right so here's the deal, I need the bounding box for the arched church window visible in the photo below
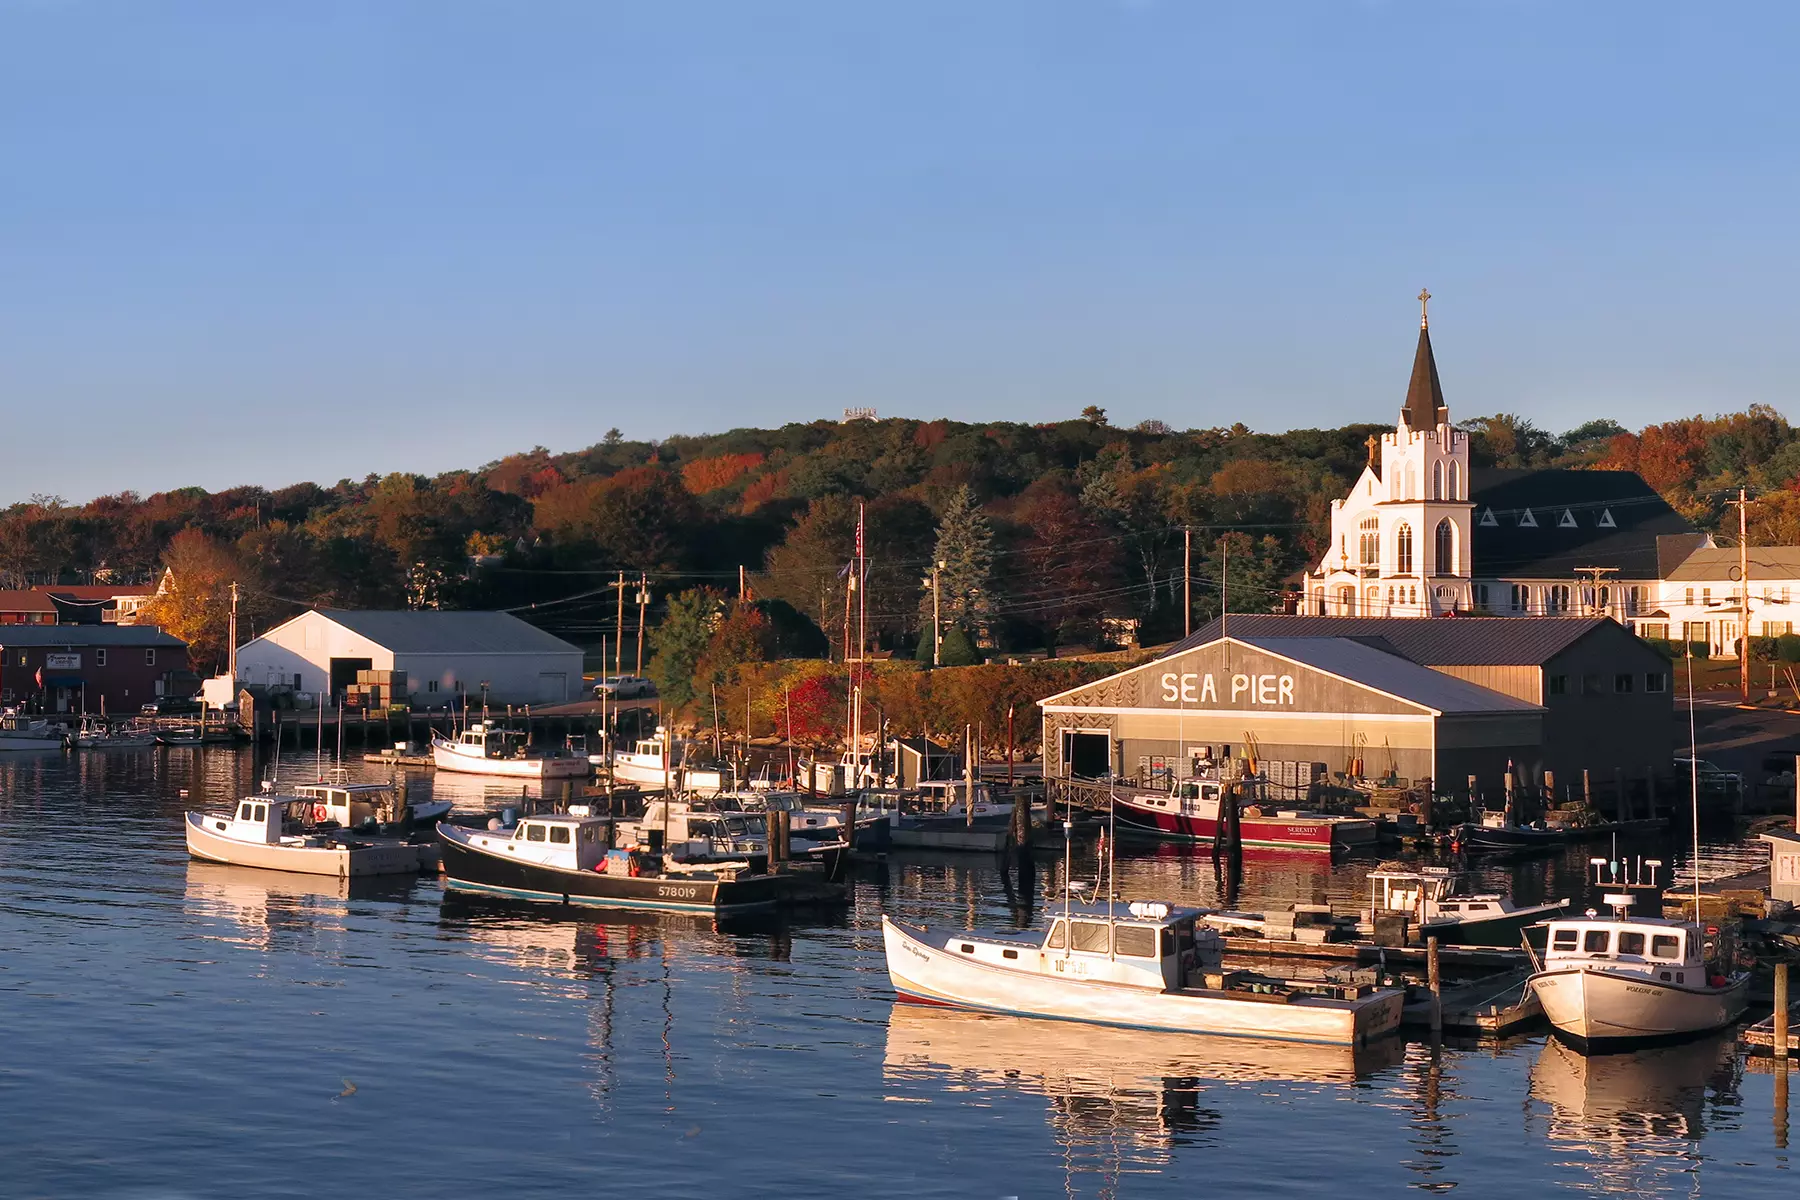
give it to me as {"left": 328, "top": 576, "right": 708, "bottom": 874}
{"left": 1358, "top": 517, "right": 1379, "bottom": 567}
{"left": 1404, "top": 463, "right": 1417, "bottom": 500}
{"left": 1448, "top": 460, "right": 1461, "bottom": 500}
{"left": 1434, "top": 519, "right": 1454, "bottom": 575}
{"left": 1338, "top": 585, "right": 1355, "bottom": 614}
{"left": 1395, "top": 524, "right": 1414, "bottom": 575}
{"left": 1432, "top": 462, "right": 1444, "bottom": 500}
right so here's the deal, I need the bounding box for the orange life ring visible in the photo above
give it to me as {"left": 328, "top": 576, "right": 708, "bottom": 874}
{"left": 312, "top": 804, "right": 329, "bottom": 823}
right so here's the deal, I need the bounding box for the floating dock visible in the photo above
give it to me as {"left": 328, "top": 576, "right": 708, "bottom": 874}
{"left": 1401, "top": 969, "right": 1542, "bottom": 1036}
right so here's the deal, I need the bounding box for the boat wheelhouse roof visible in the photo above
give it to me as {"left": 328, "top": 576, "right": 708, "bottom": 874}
{"left": 514, "top": 812, "right": 609, "bottom": 826}
{"left": 1054, "top": 899, "right": 1208, "bottom": 929}
{"left": 293, "top": 782, "right": 393, "bottom": 796}
{"left": 1547, "top": 911, "right": 1690, "bottom": 930}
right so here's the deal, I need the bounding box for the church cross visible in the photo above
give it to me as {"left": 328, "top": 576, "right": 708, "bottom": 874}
{"left": 1366, "top": 433, "right": 1380, "bottom": 467}
{"left": 1418, "top": 288, "right": 1431, "bottom": 329}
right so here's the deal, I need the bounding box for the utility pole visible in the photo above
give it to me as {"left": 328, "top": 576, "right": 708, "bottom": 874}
{"left": 1573, "top": 566, "right": 1618, "bottom": 619}
{"left": 634, "top": 573, "right": 650, "bottom": 676}
{"left": 227, "top": 581, "right": 239, "bottom": 686}
{"left": 738, "top": 564, "right": 746, "bottom": 602}
{"left": 1729, "top": 488, "right": 1753, "bottom": 703}
{"left": 1183, "top": 527, "right": 1192, "bottom": 639}
{"left": 932, "top": 559, "right": 944, "bottom": 666}
{"left": 610, "top": 570, "right": 627, "bottom": 678}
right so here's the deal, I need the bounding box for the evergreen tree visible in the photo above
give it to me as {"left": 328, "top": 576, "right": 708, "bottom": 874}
{"left": 921, "top": 485, "right": 996, "bottom": 642}
{"left": 938, "top": 626, "right": 981, "bottom": 667}
{"left": 647, "top": 588, "right": 721, "bottom": 709}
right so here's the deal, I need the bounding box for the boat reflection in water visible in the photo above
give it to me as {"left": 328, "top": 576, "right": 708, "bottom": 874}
{"left": 1529, "top": 1032, "right": 1742, "bottom": 1191}
{"left": 883, "top": 1006, "right": 1404, "bottom": 1174}
{"left": 183, "top": 860, "right": 420, "bottom": 952}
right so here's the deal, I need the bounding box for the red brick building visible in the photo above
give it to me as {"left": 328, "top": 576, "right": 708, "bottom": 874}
{"left": 0, "top": 626, "right": 191, "bottom": 714}
{"left": 0, "top": 585, "right": 158, "bottom": 627}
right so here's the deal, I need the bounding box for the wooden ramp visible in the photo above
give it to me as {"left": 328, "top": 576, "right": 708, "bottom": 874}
{"left": 1742, "top": 1004, "right": 1800, "bottom": 1056}
{"left": 1401, "top": 968, "right": 1542, "bottom": 1036}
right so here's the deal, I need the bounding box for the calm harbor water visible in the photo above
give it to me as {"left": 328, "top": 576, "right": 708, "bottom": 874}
{"left": 2, "top": 749, "right": 1793, "bottom": 1198}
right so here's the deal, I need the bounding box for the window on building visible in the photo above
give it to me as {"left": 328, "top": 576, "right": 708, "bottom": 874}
{"left": 1646, "top": 671, "right": 1668, "bottom": 693}
{"left": 1548, "top": 674, "right": 1568, "bottom": 696}
{"left": 1510, "top": 584, "right": 1528, "bottom": 613}
{"left": 1685, "top": 588, "right": 1694, "bottom": 606}
{"left": 1474, "top": 583, "right": 1490, "bottom": 609}
{"left": 1434, "top": 519, "right": 1454, "bottom": 576}
{"left": 1338, "top": 585, "right": 1354, "bottom": 613}
{"left": 1640, "top": 623, "right": 1669, "bottom": 640}
{"left": 1404, "top": 462, "right": 1417, "bottom": 499}
{"left": 1448, "top": 460, "right": 1461, "bottom": 500}
{"left": 1432, "top": 461, "right": 1444, "bottom": 500}
{"left": 1765, "top": 621, "right": 1793, "bottom": 637}
{"left": 145, "top": 648, "right": 156, "bottom": 667}
{"left": 1614, "top": 673, "right": 1634, "bottom": 693}
{"left": 1703, "top": 587, "right": 1712, "bottom": 605}
{"left": 1358, "top": 517, "right": 1379, "bottom": 567}
{"left": 1395, "top": 524, "right": 1413, "bottom": 574}
{"left": 1582, "top": 673, "right": 1603, "bottom": 694}
{"left": 427, "top": 680, "right": 440, "bottom": 693}
{"left": 1548, "top": 584, "right": 1571, "bottom": 613}
{"left": 95, "top": 648, "right": 107, "bottom": 667}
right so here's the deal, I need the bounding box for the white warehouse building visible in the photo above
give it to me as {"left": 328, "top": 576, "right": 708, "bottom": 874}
{"left": 235, "top": 609, "right": 585, "bottom": 706}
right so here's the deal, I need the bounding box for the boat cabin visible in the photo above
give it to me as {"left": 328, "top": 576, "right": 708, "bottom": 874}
{"left": 292, "top": 782, "right": 398, "bottom": 828}
{"left": 948, "top": 902, "right": 1224, "bottom": 992}
{"left": 209, "top": 796, "right": 306, "bottom": 846}
{"left": 1368, "top": 866, "right": 1508, "bottom": 921}
{"left": 488, "top": 813, "right": 612, "bottom": 871}
{"left": 1132, "top": 778, "right": 1228, "bottom": 819}
{"left": 451, "top": 723, "right": 538, "bottom": 761}
{"left": 1542, "top": 906, "right": 1712, "bottom": 985}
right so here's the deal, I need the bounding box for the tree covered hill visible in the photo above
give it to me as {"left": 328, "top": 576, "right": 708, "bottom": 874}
{"left": 8, "top": 405, "right": 1799, "bottom": 674}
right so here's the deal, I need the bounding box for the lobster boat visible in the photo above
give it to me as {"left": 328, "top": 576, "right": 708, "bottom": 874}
{"left": 882, "top": 899, "right": 1404, "bottom": 1046}
{"left": 1112, "top": 777, "right": 1376, "bottom": 852}
{"left": 185, "top": 793, "right": 428, "bottom": 877}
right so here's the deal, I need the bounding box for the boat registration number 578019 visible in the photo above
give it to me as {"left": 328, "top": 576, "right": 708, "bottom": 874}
{"left": 657, "top": 885, "right": 700, "bottom": 899}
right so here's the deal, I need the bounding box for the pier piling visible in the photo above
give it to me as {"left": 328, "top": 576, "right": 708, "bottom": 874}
{"left": 1777, "top": 962, "right": 1791, "bottom": 1061}
{"left": 1426, "top": 936, "right": 1442, "bottom": 1035}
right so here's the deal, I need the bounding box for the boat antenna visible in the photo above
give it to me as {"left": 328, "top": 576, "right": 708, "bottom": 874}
{"left": 1685, "top": 641, "right": 1701, "bottom": 917}
{"left": 1062, "top": 817, "right": 1074, "bottom": 957}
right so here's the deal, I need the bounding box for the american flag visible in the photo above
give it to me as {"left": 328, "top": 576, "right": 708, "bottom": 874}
{"left": 855, "top": 503, "right": 864, "bottom": 557}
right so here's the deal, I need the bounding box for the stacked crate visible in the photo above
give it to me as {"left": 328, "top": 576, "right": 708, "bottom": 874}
{"left": 346, "top": 669, "right": 408, "bottom": 710}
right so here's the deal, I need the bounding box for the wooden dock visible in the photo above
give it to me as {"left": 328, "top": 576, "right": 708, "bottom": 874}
{"left": 1219, "top": 934, "right": 1523, "bottom": 971}
{"left": 1401, "top": 969, "right": 1542, "bottom": 1036}
{"left": 1742, "top": 1004, "right": 1800, "bottom": 1055}
{"left": 363, "top": 750, "right": 436, "bottom": 768}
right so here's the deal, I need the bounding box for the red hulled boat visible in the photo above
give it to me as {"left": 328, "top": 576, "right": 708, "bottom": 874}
{"left": 1111, "top": 778, "right": 1377, "bottom": 853}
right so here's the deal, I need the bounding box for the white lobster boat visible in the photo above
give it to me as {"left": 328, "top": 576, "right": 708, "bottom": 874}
{"left": 0, "top": 712, "right": 63, "bottom": 752}
{"left": 1527, "top": 898, "right": 1750, "bottom": 1049}
{"left": 185, "top": 793, "right": 427, "bottom": 877}
{"left": 431, "top": 723, "right": 589, "bottom": 779}
{"left": 608, "top": 727, "right": 725, "bottom": 793}
{"left": 881, "top": 900, "right": 1404, "bottom": 1047}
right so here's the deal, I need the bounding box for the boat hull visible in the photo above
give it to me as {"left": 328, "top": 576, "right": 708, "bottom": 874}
{"left": 1421, "top": 902, "right": 1565, "bottom": 947}
{"left": 437, "top": 825, "right": 788, "bottom": 914}
{"left": 1113, "top": 798, "right": 1376, "bottom": 852}
{"left": 185, "top": 812, "right": 424, "bottom": 877}
{"left": 882, "top": 917, "right": 1403, "bottom": 1046}
{"left": 1529, "top": 966, "right": 1750, "bottom": 1048}
{"left": 431, "top": 743, "right": 588, "bottom": 778}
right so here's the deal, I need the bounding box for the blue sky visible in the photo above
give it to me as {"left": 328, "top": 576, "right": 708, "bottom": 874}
{"left": 3, "top": 1, "right": 1797, "bottom": 502}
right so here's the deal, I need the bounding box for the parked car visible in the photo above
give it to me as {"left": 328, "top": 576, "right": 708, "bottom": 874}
{"left": 141, "top": 696, "right": 203, "bottom": 716}
{"left": 594, "top": 675, "right": 655, "bottom": 700}
{"left": 1675, "top": 756, "right": 1742, "bottom": 791}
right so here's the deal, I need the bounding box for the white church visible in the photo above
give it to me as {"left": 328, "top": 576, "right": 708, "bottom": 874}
{"left": 1303, "top": 293, "right": 1695, "bottom": 621}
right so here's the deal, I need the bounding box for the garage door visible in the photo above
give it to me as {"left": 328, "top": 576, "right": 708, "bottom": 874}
{"left": 537, "top": 672, "right": 568, "bottom": 703}
{"left": 1062, "top": 730, "right": 1112, "bottom": 780}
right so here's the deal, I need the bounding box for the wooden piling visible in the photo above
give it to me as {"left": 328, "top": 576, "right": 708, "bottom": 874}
{"left": 1503, "top": 769, "right": 1515, "bottom": 826}
{"left": 1427, "top": 936, "right": 1442, "bottom": 1034}
{"left": 1778, "top": 1059, "right": 1790, "bottom": 1151}
{"left": 1777, "top": 962, "right": 1791, "bottom": 1060}
{"left": 770, "top": 809, "right": 790, "bottom": 866}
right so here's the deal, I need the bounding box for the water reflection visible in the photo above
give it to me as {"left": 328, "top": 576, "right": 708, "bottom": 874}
{"left": 182, "top": 860, "right": 416, "bottom": 952}
{"left": 1529, "top": 1032, "right": 1742, "bottom": 1193}
{"left": 883, "top": 1006, "right": 1403, "bottom": 1189}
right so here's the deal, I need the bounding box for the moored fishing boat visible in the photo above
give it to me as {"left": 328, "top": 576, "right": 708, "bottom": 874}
{"left": 1112, "top": 776, "right": 1376, "bottom": 852}
{"left": 1526, "top": 899, "right": 1750, "bottom": 1048}
{"left": 185, "top": 794, "right": 428, "bottom": 877}
{"left": 881, "top": 899, "right": 1404, "bottom": 1046}
{"left": 69, "top": 715, "right": 156, "bottom": 749}
{"left": 1367, "top": 864, "right": 1567, "bottom": 946}
{"left": 436, "top": 812, "right": 799, "bottom": 914}
{"left": 291, "top": 779, "right": 453, "bottom": 828}
{"left": 608, "top": 727, "right": 725, "bottom": 793}
{"left": 431, "top": 722, "right": 588, "bottom": 779}
{"left": 0, "top": 711, "right": 64, "bottom": 752}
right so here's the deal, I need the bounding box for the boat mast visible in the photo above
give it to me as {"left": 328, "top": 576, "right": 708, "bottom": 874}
{"left": 316, "top": 693, "right": 325, "bottom": 782}
{"left": 1686, "top": 642, "right": 1702, "bottom": 916}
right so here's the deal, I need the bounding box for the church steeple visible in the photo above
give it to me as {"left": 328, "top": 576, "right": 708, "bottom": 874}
{"left": 1401, "top": 289, "right": 1447, "bottom": 430}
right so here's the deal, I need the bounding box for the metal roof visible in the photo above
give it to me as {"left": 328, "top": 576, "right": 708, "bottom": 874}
{"left": 1167, "top": 614, "right": 1615, "bottom": 667}
{"left": 0, "top": 625, "right": 186, "bottom": 647}
{"left": 1664, "top": 546, "right": 1800, "bottom": 582}
{"left": 1468, "top": 468, "right": 1693, "bottom": 579}
{"left": 310, "top": 610, "right": 581, "bottom": 656}
{"left": 1238, "top": 637, "right": 1543, "bottom": 715}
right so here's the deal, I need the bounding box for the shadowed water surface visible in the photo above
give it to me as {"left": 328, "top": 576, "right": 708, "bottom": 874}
{"left": 1, "top": 750, "right": 1793, "bottom": 1197}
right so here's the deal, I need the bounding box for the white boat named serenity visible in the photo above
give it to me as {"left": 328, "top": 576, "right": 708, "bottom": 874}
{"left": 1527, "top": 897, "right": 1750, "bottom": 1049}
{"left": 432, "top": 723, "right": 589, "bottom": 779}
{"left": 882, "top": 899, "right": 1404, "bottom": 1047}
